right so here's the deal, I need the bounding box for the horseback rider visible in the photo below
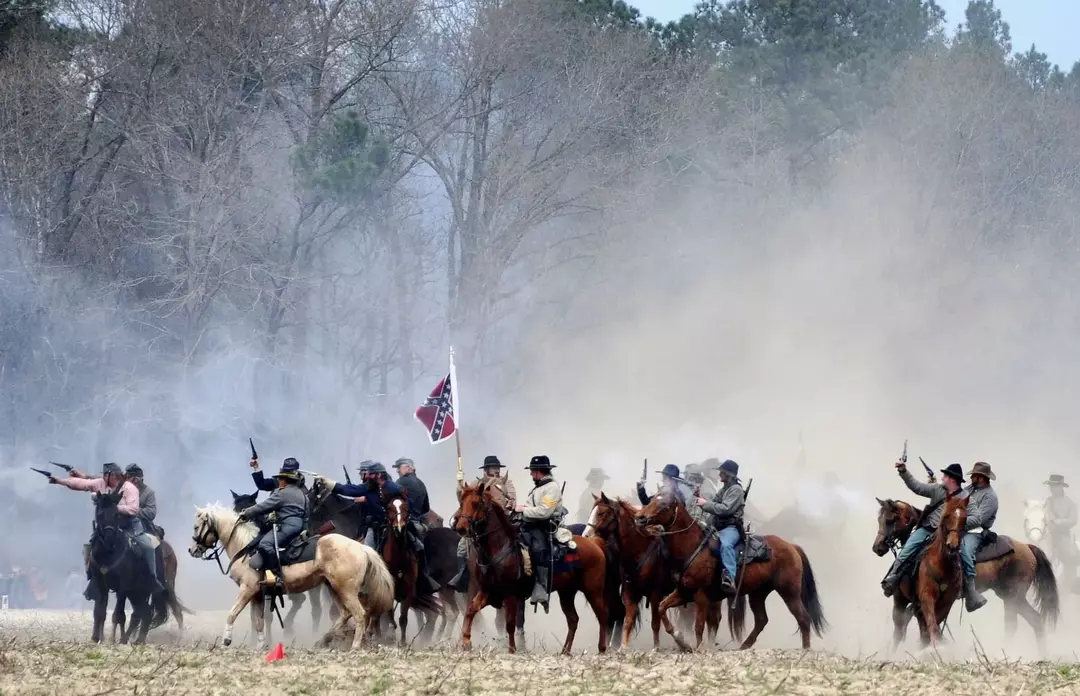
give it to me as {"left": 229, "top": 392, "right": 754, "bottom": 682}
{"left": 683, "top": 463, "right": 713, "bottom": 527}
{"left": 392, "top": 457, "right": 439, "bottom": 595}
{"left": 449, "top": 455, "right": 517, "bottom": 592}
{"left": 51, "top": 462, "right": 165, "bottom": 597}
{"left": 637, "top": 464, "right": 693, "bottom": 507}
{"left": 696, "top": 459, "right": 744, "bottom": 593}
{"left": 515, "top": 455, "right": 563, "bottom": 610}
{"left": 237, "top": 458, "right": 309, "bottom": 586}
{"left": 1044, "top": 474, "right": 1077, "bottom": 580}
{"left": 958, "top": 462, "right": 996, "bottom": 612}
{"left": 322, "top": 461, "right": 404, "bottom": 547}
{"left": 882, "top": 461, "right": 981, "bottom": 607}
{"left": 691, "top": 462, "right": 718, "bottom": 500}
{"left": 250, "top": 453, "right": 304, "bottom": 492}
{"left": 125, "top": 464, "right": 163, "bottom": 541}
{"left": 577, "top": 468, "right": 610, "bottom": 524}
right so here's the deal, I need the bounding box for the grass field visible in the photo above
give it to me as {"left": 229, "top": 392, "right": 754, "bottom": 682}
{"left": 1, "top": 609, "right": 1078, "bottom": 695}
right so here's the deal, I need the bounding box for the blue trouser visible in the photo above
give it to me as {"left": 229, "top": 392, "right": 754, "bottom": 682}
{"left": 894, "top": 527, "right": 932, "bottom": 569}
{"left": 129, "top": 518, "right": 159, "bottom": 585}
{"left": 717, "top": 526, "right": 740, "bottom": 578}
{"left": 362, "top": 528, "right": 376, "bottom": 547}
{"left": 960, "top": 531, "right": 980, "bottom": 579}
{"left": 256, "top": 517, "right": 304, "bottom": 568}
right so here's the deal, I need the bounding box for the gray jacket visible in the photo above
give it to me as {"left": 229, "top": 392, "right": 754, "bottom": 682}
{"left": 964, "top": 484, "right": 998, "bottom": 532}
{"left": 244, "top": 482, "right": 309, "bottom": 524}
{"left": 702, "top": 480, "right": 744, "bottom": 529}
{"left": 899, "top": 469, "right": 948, "bottom": 530}
{"left": 1048, "top": 494, "right": 1078, "bottom": 533}
{"left": 136, "top": 483, "right": 157, "bottom": 525}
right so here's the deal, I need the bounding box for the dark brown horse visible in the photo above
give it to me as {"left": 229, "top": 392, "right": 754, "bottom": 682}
{"left": 636, "top": 492, "right": 827, "bottom": 651}
{"left": 873, "top": 497, "right": 1059, "bottom": 651}
{"left": 454, "top": 481, "right": 610, "bottom": 654}
{"left": 376, "top": 491, "right": 441, "bottom": 646}
{"left": 585, "top": 493, "right": 723, "bottom": 648}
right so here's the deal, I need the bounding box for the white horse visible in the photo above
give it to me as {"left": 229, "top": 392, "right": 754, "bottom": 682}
{"left": 1024, "top": 499, "right": 1079, "bottom": 577}
{"left": 188, "top": 504, "right": 394, "bottom": 650}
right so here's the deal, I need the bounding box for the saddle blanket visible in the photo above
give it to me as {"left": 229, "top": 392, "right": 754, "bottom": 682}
{"left": 975, "top": 533, "right": 1014, "bottom": 563}
{"left": 706, "top": 532, "right": 772, "bottom": 564}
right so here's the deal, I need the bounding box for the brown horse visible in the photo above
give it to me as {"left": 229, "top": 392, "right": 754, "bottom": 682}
{"left": 636, "top": 492, "right": 827, "bottom": 651}
{"left": 454, "top": 481, "right": 609, "bottom": 654}
{"left": 376, "top": 492, "right": 441, "bottom": 646}
{"left": 585, "top": 493, "right": 723, "bottom": 648}
{"left": 873, "top": 497, "right": 1059, "bottom": 651}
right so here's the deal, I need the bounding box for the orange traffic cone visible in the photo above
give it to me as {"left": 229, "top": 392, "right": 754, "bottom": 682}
{"left": 265, "top": 642, "right": 285, "bottom": 663}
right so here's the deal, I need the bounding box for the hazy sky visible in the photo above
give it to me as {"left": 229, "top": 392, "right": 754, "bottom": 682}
{"left": 634, "top": 0, "right": 1080, "bottom": 69}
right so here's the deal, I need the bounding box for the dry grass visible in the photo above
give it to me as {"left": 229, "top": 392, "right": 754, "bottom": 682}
{"left": 1, "top": 610, "right": 1079, "bottom": 695}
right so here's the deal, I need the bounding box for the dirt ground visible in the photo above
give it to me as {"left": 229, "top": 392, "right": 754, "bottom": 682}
{"left": 1, "top": 609, "right": 1079, "bottom": 696}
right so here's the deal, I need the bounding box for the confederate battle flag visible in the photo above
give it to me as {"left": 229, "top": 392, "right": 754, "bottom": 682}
{"left": 414, "top": 350, "right": 459, "bottom": 444}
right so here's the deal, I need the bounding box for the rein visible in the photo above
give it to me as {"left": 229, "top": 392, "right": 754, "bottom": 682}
{"left": 459, "top": 495, "right": 520, "bottom": 573}
{"left": 192, "top": 514, "right": 247, "bottom": 576}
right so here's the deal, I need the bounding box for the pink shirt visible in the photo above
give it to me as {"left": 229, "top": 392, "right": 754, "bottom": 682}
{"left": 59, "top": 477, "right": 140, "bottom": 516}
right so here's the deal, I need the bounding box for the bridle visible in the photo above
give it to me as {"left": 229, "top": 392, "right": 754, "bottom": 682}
{"left": 585, "top": 499, "right": 619, "bottom": 538}
{"left": 457, "top": 492, "right": 518, "bottom": 570}
{"left": 191, "top": 512, "right": 244, "bottom": 576}
{"left": 636, "top": 494, "right": 698, "bottom": 536}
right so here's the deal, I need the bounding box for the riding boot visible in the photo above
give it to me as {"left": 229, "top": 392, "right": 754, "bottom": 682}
{"left": 720, "top": 570, "right": 737, "bottom": 594}
{"left": 963, "top": 576, "right": 987, "bottom": 612}
{"left": 881, "top": 560, "right": 902, "bottom": 597}
{"left": 529, "top": 566, "right": 551, "bottom": 611}
{"left": 449, "top": 555, "right": 469, "bottom": 593}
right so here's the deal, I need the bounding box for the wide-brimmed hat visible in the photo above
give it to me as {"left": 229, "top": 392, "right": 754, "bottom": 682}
{"left": 966, "top": 461, "right": 996, "bottom": 481}
{"left": 481, "top": 455, "right": 504, "bottom": 469}
{"left": 657, "top": 464, "right": 682, "bottom": 480}
{"left": 1045, "top": 474, "right": 1069, "bottom": 488}
{"left": 716, "top": 459, "right": 739, "bottom": 477}
{"left": 940, "top": 463, "right": 965, "bottom": 484}
{"left": 585, "top": 467, "right": 610, "bottom": 482}
{"left": 526, "top": 455, "right": 554, "bottom": 471}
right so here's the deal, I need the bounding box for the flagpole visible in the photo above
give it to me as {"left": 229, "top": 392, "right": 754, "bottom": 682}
{"left": 449, "top": 346, "right": 463, "bottom": 478}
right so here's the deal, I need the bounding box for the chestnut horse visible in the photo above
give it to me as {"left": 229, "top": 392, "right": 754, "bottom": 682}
{"left": 636, "top": 492, "right": 827, "bottom": 651}
{"left": 377, "top": 492, "right": 442, "bottom": 646}
{"left": 454, "top": 481, "right": 609, "bottom": 654}
{"left": 585, "top": 493, "right": 722, "bottom": 648}
{"left": 873, "top": 497, "right": 1059, "bottom": 651}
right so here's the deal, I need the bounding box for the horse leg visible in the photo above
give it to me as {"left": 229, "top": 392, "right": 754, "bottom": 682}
{"left": 134, "top": 595, "right": 153, "bottom": 645}
{"left": 558, "top": 589, "right": 580, "bottom": 656}
{"left": 706, "top": 600, "right": 722, "bottom": 646}
{"left": 504, "top": 595, "right": 519, "bottom": 654}
{"left": 692, "top": 593, "right": 709, "bottom": 650}
{"left": 223, "top": 585, "right": 259, "bottom": 647}
{"left": 656, "top": 589, "right": 692, "bottom": 652}
{"left": 461, "top": 589, "right": 488, "bottom": 651}
{"left": 619, "top": 588, "right": 639, "bottom": 650}
{"left": 582, "top": 583, "right": 609, "bottom": 654}
{"left": 437, "top": 588, "right": 458, "bottom": 640}
{"left": 738, "top": 591, "right": 769, "bottom": 650}
{"left": 1011, "top": 594, "right": 1047, "bottom": 654}
{"left": 650, "top": 591, "right": 663, "bottom": 649}
{"left": 398, "top": 596, "right": 411, "bottom": 648}
{"left": 776, "top": 583, "right": 813, "bottom": 650}
{"left": 920, "top": 601, "right": 940, "bottom": 648}
{"left": 1002, "top": 594, "right": 1019, "bottom": 639}
{"left": 91, "top": 587, "right": 108, "bottom": 644}
{"left": 890, "top": 599, "right": 911, "bottom": 654}
{"left": 311, "top": 586, "right": 324, "bottom": 633}
{"left": 283, "top": 592, "right": 305, "bottom": 639}
{"left": 111, "top": 594, "right": 126, "bottom": 644}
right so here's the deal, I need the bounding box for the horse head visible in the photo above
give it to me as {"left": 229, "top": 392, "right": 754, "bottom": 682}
{"left": 584, "top": 492, "right": 617, "bottom": 539}
{"left": 189, "top": 504, "right": 253, "bottom": 560}
{"left": 1023, "top": 499, "right": 1047, "bottom": 543}
{"left": 230, "top": 489, "right": 258, "bottom": 513}
{"left": 940, "top": 494, "right": 969, "bottom": 553}
{"left": 635, "top": 490, "right": 680, "bottom": 530}
{"left": 872, "top": 497, "right": 917, "bottom": 557}
{"left": 383, "top": 489, "right": 409, "bottom": 537}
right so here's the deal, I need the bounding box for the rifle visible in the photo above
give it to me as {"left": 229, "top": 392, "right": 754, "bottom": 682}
{"left": 48, "top": 461, "right": 74, "bottom": 473}
{"left": 343, "top": 464, "right": 353, "bottom": 486}
{"left": 919, "top": 457, "right": 936, "bottom": 484}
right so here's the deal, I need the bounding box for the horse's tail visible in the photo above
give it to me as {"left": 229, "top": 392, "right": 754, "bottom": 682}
{"left": 796, "top": 545, "right": 828, "bottom": 637}
{"left": 1030, "top": 544, "right": 1060, "bottom": 628}
{"left": 357, "top": 544, "right": 396, "bottom": 615}
{"left": 728, "top": 593, "right": 746, "bottom": 641}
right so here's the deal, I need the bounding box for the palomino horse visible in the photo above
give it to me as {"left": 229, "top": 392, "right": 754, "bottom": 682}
{"left": 585, "top": 493, "right": 722, "bottom": 649}
{"left": 376, "top": 492, "right": 442, "bottom": 646}
{"left": 1023, "top": 499, "right": 1078, "bottom": 590}
{"left": 231, "top": 489, "right": 327, "bottom": 635}
{"left": 454, "top": 481, "right": 610, "bottom": 654}
{"left": 188, "top": 504, "right": 395, "bottom": 650}
{"left": 874, "top": 497, "right": 1059, "bottom": 651}
{"left": 636, "top": 492, "right": 827, "bottom": 651}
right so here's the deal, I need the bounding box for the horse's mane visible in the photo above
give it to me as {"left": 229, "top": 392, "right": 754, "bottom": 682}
{"left": 197, "top": 503, "right": 259, "bottom": 546}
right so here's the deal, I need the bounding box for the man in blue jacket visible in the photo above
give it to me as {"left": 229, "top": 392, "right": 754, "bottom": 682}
{"left": 322, "top": 462, "right": 403, "bottom": 547}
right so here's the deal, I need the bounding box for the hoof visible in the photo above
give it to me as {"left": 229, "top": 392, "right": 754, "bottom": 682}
{"left": 223, "top": 638, "right": 232, "bottom": 647}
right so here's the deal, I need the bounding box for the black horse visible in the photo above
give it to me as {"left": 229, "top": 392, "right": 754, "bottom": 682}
{"left": 86, "top": 493, "right": 162, "bottom": 644}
